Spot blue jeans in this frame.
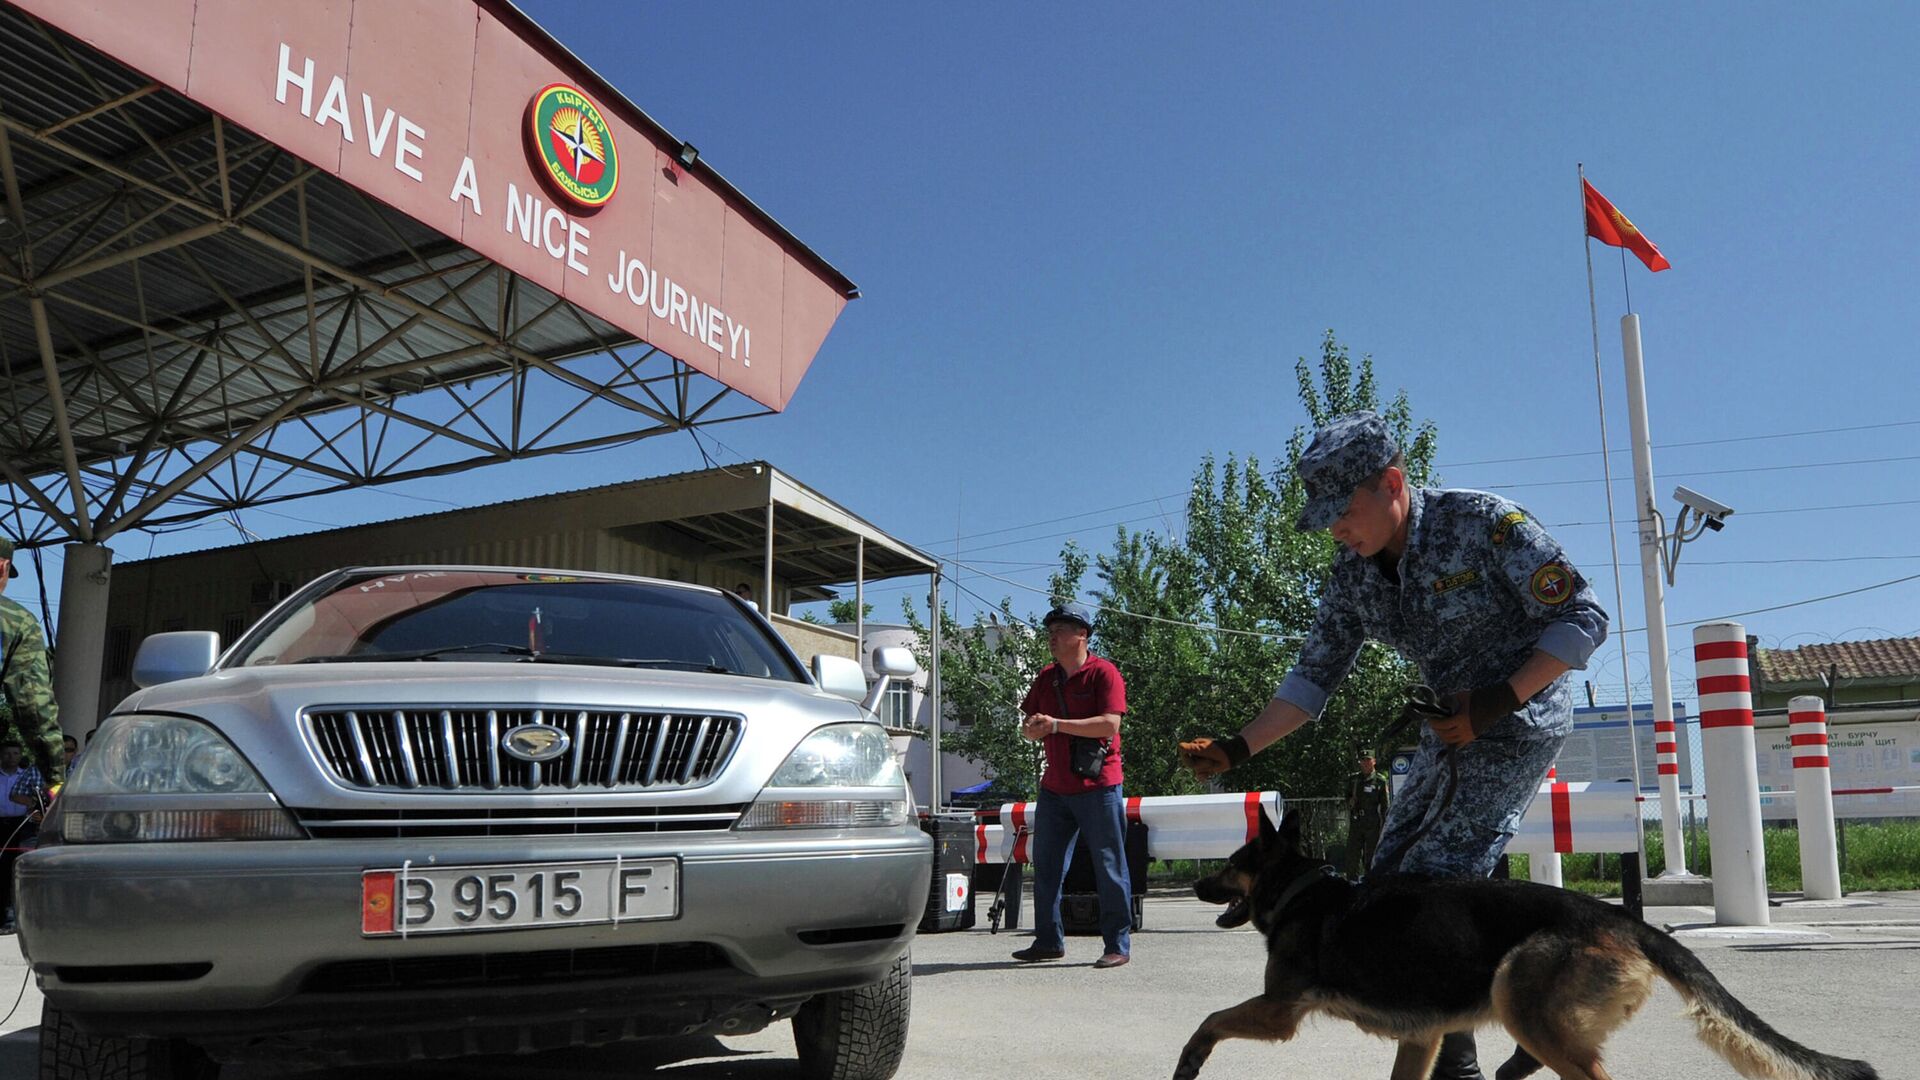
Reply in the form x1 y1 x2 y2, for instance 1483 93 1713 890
1029 785 1132 957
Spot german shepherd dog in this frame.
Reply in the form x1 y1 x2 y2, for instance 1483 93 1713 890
1176 810 1878 1080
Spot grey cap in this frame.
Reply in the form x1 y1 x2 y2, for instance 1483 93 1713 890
1042 602 1094 632
0 536 15 578
1294 411 1399 532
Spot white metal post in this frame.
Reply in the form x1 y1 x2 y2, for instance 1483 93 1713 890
1621 313 1689 876
1529 766 1564 887
1693 622 1769 925
928 572 942 809
1788 695 1843 900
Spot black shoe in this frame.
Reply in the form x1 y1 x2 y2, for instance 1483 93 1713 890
1010 945 1065 962
1429 1031 1485 1080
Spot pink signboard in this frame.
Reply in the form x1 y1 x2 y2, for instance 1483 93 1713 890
7 0 852 411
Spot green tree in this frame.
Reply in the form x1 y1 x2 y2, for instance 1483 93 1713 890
828 599 875 624
911 331 1439 802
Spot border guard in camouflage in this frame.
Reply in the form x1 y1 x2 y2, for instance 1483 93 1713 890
0 537 64 786
1179 411 1608 1080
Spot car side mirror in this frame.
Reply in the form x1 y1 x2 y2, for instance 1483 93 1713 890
859 647 919 715
811 654 867 704
132 631 222 688
871 646 918 679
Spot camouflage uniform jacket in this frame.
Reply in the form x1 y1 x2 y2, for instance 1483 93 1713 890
1275 487 1609 738
1 595 63 783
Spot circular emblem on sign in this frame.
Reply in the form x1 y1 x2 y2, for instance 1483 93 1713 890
1530 562 1574 606
502 723 572 763
528 84 619 208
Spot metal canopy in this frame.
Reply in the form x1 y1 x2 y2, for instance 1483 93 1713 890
607 463 939 588
0 4 836 549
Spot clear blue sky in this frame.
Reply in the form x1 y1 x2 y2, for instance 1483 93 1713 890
21 3 1920 707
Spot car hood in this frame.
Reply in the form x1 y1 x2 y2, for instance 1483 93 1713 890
108 662 876 810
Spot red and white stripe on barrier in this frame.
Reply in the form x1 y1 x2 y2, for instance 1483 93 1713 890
1504 779 1640 858
1789 697 1832 770
974 792 1285 865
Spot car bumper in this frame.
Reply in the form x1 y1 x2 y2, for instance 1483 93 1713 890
16 828 929 1054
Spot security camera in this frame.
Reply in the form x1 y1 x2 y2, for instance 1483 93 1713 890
1673 485 1734 530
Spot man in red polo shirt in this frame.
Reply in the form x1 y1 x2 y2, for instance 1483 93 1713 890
1010 602 1131 970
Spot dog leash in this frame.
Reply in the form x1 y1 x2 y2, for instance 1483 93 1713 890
1366 685 1460 876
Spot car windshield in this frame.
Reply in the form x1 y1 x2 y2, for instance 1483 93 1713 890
226 569 804 681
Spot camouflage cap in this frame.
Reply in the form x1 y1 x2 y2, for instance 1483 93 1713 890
0 536 15 577
1294 411 1399 532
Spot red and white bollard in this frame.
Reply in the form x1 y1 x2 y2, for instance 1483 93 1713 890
1528 766 1564 887
1693 621 1769 926
1788 695 1843 900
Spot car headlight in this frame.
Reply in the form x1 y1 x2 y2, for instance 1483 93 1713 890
51 715 303 843
736 722 910 830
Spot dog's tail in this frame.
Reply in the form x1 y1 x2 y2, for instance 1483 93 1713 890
1633 922 1877 1080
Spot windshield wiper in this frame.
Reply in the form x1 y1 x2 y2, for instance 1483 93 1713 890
294 642 535 663
522 654 734 674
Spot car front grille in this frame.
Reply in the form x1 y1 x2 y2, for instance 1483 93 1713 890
306 707 742 793
288 802 745 838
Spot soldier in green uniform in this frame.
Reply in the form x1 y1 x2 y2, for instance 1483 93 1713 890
0 537 64 787
1344 748 1390 877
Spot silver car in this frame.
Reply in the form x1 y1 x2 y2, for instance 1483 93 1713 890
19 566 929 1080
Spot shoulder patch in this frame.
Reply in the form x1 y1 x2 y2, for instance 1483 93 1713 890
1529 562 1574 605
1491 510 1528 546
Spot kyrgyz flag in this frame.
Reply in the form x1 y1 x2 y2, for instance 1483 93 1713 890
1583 179 1670 272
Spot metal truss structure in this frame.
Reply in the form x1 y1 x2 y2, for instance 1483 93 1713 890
0 5 771 553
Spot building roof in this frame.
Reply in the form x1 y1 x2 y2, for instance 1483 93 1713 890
119 461 937 590
1753 636 1920 685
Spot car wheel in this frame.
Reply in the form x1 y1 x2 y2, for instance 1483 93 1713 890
791 950 911 1080
38 1002 218 1080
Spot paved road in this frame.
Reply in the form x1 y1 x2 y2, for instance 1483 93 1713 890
5 886 1916 1078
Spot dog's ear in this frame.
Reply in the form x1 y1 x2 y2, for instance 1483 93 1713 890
1276 807 1303 854
1256 807 1280 846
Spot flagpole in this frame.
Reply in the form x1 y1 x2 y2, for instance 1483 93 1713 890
1620 248 1633 313
1579 164 1652 867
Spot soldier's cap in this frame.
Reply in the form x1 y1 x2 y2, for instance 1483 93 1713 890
1042 602 1094 632
0 536 16 578
1357 748 1376 759
1294 411 1400 532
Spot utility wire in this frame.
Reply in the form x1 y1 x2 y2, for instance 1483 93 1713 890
1441 417 1920 470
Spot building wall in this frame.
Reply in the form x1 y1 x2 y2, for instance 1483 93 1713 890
770 614 856 664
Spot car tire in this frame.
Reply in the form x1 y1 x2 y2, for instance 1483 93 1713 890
38 1003 219 1080
791 950 911 1080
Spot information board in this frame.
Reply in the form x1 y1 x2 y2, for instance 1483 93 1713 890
1756 717 1920 821
1558 703 1695 792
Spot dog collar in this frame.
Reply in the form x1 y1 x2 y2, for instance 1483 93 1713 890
1270 863 1341 919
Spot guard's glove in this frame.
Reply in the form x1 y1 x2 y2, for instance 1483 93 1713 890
1467 682 1521 731
1179 735 1250 780
1426 683 1521 747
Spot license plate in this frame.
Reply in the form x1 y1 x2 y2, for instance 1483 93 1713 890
361 858 678 936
